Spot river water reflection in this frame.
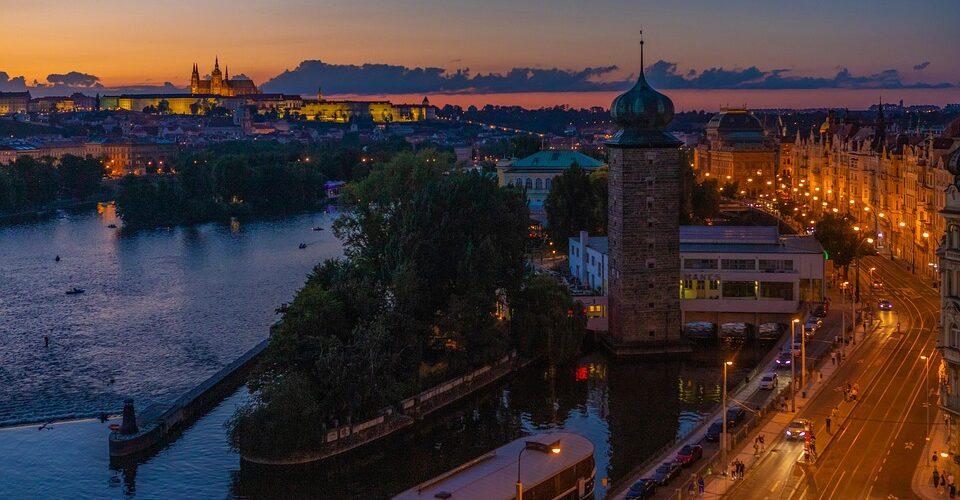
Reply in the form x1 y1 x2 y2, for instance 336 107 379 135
0 207 769 498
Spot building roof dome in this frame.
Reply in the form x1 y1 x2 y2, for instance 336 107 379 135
610 72 675 131
606 37 681 148
706 109 763 132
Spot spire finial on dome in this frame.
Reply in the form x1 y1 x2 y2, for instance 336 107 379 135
639 29 644 75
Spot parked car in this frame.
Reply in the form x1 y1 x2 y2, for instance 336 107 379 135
675 444 703 466
812 304 826 317
625 479 657 499
705 420 724 441
785 419 810 440
879 299 893 310
759 372 779 390
651 461 682 485
803 321 818 337
776 351 793 368
726 406 746 427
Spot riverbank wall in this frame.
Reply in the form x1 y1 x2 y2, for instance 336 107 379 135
241 351 520 466
108 337 270 457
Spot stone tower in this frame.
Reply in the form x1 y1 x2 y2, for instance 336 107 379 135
190 63 200 94
605 37 683 349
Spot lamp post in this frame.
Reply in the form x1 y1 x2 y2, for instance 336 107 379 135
840 281 849 356
852 227 874 308
791 319 799 412
921 353 930 442
516 440 561 500
722 360 733 477
801 318 807 397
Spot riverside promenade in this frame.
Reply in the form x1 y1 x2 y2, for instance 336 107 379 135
608 284 863 499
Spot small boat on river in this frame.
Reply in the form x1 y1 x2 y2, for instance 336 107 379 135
298 243 307 249
312 226 323 231
65 287 85 295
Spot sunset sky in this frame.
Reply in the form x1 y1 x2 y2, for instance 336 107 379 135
2 0 958 101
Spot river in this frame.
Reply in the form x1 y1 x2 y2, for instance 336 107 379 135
0 206 769 498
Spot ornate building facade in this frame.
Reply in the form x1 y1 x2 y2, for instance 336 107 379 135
939 147 960 459
694 108 778 199
781 111 958 284
604 42 684 352
190 58 259 96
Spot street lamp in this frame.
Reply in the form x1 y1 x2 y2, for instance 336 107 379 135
722 360 733 477
921 353 930 442
853 234 875 304
791 319 799 412
516 440 561 500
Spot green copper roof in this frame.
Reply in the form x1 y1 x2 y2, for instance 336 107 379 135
510 150 604 169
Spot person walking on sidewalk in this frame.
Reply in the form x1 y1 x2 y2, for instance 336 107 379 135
754 440 760 457
934 468 941 488
831 352 836 365
826 415 832 433
759 433 765 453
698 475 705 495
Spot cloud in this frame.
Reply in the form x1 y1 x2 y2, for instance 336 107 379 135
230 73 252 80
261 60 628 95
46 71 100 87
260 59 955 95
0 72 28 92
913 61 930 71
644 60 954 90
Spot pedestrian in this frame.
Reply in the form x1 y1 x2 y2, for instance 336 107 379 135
826 415 832 433
754 441 760 457
698 475 705 494
950 483 956 499
819 371 823 383
942 475 948 495
935 468 941 488
949 473 955 489
760 434 766 453
831 352 836 365
843 385 849 401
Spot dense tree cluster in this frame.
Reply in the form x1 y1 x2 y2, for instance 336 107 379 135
113 139 417 229
813 213 875 272
229 150 586 458
544 165 608 244
0 155 105 212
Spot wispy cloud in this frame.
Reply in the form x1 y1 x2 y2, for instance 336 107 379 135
913 61 930 71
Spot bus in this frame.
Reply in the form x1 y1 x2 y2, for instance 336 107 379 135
393 431 596 500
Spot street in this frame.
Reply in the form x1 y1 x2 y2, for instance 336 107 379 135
728 255 940 499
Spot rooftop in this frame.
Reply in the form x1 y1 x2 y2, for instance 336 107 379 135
508 150 604 170
393 432 593 500
570 226 824 256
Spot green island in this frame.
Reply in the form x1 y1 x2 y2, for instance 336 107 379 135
227 150 586 459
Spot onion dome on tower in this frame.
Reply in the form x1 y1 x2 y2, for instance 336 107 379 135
607 35 681 147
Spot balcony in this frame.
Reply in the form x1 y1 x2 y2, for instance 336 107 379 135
942 345 960 366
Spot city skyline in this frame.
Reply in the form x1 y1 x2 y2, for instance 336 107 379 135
2 0 959 100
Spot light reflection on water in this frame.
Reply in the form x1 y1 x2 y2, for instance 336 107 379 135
0 205 342 426
0 207 771 498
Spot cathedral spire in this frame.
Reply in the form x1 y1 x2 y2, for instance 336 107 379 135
225 66 229 81
214 56 219 71
873 97 886 153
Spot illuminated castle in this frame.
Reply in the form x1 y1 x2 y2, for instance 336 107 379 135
190 58 259 96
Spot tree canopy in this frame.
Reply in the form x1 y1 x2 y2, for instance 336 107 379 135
813 213 875 270
230 150 586 459
544 164 607 245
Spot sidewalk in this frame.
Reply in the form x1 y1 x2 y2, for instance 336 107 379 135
698 301 871 498
912 410 956 499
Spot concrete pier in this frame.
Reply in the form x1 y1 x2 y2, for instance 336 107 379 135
108 337 270 457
